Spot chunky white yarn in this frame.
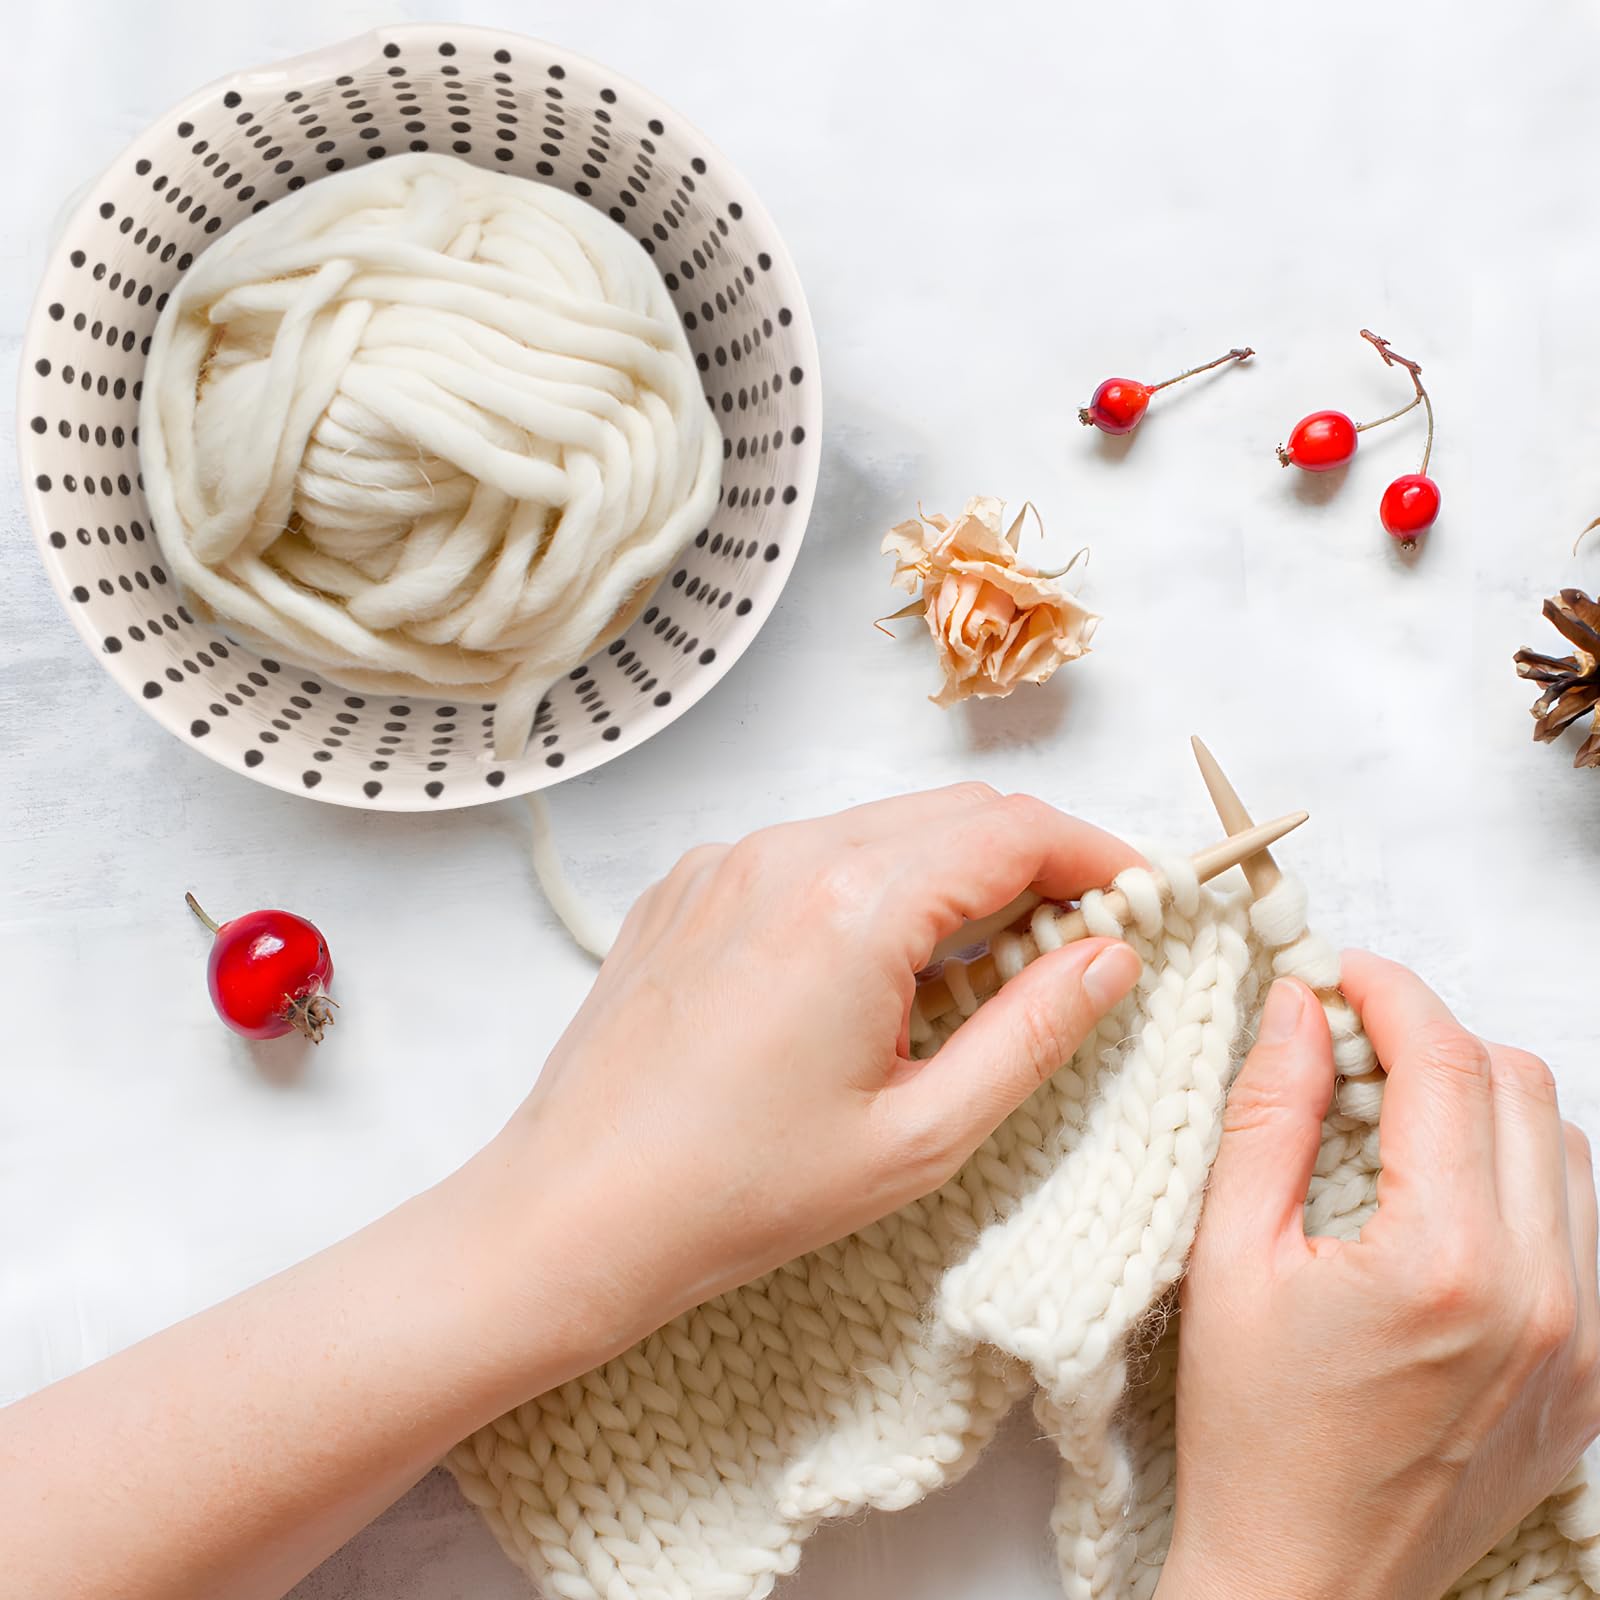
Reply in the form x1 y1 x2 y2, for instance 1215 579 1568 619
527 795 620 959
450 862 1600 1598
139 155 721 757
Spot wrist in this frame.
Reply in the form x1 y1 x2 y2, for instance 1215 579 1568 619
438 1123 667 1411
1156 1534 1329 1600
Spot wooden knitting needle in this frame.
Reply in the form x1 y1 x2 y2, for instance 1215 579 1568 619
929 746 1288 966
1190 735 1281 898
915 809 1309 1025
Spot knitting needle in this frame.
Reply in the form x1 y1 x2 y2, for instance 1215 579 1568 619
915 809 1310 1024
927 807 1305 969
929 746 1287 965
1189 735 1282 899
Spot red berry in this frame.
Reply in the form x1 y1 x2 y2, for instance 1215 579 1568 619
1277 411 1358 471
1080 378 1151 435
1379 473 1441 544
186 894 337 1043
1079 346 1253 435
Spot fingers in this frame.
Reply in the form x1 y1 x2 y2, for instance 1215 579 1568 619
1485 1042 1568 1241
881 938 1141 1166
883 791 1145 961
1567 1123 1600 1422
1195 979 1337 1266
1567 1123 1598 1313
1339 950 1497 1223
725 789 1141 970
1568 1124 1600 1417
798 782 1007 847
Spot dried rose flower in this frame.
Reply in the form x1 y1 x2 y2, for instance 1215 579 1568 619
880 496 1099 707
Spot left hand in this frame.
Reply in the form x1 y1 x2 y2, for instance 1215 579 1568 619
0 784 1144 1600
492 784 1144 1347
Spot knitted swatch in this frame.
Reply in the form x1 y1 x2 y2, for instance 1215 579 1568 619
450 857 1600 1598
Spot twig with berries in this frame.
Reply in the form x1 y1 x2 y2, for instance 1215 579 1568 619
1078 346 1254 435
1277 329 1441 548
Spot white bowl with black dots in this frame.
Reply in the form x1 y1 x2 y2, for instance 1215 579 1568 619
17 24 820 810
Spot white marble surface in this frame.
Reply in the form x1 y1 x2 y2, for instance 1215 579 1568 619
4 1 1600 1596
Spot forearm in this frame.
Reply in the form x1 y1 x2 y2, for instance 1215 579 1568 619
0 1129 636 1600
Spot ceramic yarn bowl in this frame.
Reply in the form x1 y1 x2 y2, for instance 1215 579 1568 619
17 24 821 810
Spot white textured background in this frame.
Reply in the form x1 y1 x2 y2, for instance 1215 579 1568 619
4 2 1599 1596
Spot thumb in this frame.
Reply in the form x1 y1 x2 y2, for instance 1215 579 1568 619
1199 977 1336 1264
895 938 1142 1150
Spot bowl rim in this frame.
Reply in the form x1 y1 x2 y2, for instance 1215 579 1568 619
16 21 822 814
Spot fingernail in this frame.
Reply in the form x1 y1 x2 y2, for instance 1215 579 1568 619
1082 942 1140 1011
1258 978 1306 1045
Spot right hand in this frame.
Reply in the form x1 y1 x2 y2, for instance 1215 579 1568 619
1158 952 1600 1600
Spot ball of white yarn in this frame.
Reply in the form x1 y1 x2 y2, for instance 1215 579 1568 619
139 154 722 758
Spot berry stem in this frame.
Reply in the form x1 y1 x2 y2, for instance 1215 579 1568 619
1353 395 1422 433
1574 517 1600 557
185 892 221 934
1146 346 1255 393
1358 329 1434 474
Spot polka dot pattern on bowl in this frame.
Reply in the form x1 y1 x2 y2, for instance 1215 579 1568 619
18 24 821 811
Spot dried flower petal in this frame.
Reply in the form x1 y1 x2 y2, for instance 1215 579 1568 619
880 497 1099 706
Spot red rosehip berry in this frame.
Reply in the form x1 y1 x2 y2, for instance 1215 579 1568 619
1277 411 1358 471
1379 473 1441 546
1078 346 1252 435
1080 378 1151 435
185 893 338 1043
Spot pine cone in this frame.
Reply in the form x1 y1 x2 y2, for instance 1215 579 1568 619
1514 588 1600 768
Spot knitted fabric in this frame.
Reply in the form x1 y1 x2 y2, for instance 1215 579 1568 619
139 154 721 759
449 858 1600 1598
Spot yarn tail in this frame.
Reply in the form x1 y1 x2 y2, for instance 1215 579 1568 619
526 794 619 960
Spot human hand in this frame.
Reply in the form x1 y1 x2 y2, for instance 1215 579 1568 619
492 785 1143 1351
1158 953 1600 1600
3 783 1132 1600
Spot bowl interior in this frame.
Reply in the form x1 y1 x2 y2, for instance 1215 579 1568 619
17 23 820 809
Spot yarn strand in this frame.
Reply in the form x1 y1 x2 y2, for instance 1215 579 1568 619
526 795 618 961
